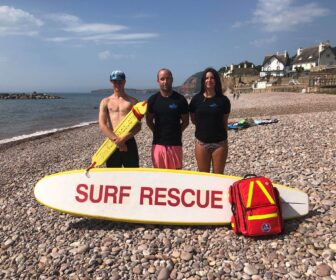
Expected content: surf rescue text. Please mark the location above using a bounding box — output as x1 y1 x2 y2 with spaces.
75 184 224 209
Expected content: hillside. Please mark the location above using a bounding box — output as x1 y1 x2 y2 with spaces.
91 71 204 96
179 71 203 94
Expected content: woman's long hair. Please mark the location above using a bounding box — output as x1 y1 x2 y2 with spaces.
199 67 223 97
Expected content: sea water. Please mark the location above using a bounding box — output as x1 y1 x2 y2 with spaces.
0 92 152 144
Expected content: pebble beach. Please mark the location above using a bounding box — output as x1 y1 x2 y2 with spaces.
1 92 335 279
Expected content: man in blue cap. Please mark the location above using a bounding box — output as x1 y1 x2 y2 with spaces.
98 70 140 167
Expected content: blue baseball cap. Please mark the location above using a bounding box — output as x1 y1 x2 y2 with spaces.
110 70 126 81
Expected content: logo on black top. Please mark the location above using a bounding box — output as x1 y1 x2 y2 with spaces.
209 103 217 108
169 103 178 109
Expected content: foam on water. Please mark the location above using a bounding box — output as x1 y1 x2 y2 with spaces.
0 91 153 144
0 121 97 145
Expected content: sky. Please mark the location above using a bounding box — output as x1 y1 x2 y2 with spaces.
0 0 335 92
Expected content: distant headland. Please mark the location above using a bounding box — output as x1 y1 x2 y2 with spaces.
0 92 63 100
91 88 157 94
91 86 186 95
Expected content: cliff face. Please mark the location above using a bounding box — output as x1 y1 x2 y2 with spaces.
91 71 203 96
179 71 203 94
180 71 238 94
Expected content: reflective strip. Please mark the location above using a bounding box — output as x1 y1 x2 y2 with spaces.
256 180 275 205
246 181 254 208
247 213 278 220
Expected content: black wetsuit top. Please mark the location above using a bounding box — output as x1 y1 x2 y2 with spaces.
189 93 231 143
147 91 189 146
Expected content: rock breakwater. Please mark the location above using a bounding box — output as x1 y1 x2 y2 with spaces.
0 92 62 100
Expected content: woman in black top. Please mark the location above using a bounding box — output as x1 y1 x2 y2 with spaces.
189 67 231 174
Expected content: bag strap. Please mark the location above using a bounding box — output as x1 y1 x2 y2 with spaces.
243 174 258 179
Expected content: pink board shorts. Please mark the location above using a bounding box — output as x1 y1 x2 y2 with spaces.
152 144 183 169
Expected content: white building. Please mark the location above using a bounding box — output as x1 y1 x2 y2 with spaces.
291 42 336 71
260 51 290 77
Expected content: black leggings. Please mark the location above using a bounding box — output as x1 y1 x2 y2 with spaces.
106 137 139 168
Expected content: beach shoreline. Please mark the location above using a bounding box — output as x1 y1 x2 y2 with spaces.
1 92 335 279
1 91 335 149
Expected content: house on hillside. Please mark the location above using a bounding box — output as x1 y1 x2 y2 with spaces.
291 42 336 71
222 61 259 77
260 51 290 77
319 47 336 66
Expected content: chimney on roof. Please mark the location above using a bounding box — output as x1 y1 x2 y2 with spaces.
230 64 234 71
319 41 330 53
297 48 303 56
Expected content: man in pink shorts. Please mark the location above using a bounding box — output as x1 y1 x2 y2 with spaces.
146 69 189 169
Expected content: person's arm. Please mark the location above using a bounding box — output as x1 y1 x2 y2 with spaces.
223 96 231 132
190 112 196 125
223 114 230 132
146 112 155 133
98 98 118 141
180 113 189 132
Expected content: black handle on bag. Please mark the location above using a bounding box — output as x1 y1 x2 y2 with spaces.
243 174 257 179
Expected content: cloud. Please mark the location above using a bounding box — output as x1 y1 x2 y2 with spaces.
65 23 126 34
46 13 80 26
132 13 155 19
47 13 126 34
0 5 43 36
45 12 158 44
45 37 72 43
250 35 278 48
0 7 158 43
82 32 158 42
98 50 111 60
234 0 329 32
98 51 134 60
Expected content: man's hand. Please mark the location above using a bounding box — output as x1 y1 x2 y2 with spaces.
113 136 128 152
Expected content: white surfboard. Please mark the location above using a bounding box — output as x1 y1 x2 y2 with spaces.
34 168 309 225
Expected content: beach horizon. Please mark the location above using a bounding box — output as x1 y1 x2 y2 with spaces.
1 91 335 279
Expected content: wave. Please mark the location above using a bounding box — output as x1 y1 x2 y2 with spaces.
0 121 97 145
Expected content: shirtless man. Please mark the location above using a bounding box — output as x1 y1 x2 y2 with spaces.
98 70 140 167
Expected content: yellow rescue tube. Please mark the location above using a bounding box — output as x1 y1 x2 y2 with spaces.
87 101 147 170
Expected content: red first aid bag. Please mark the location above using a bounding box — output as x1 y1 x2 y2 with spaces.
229 174 283 236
